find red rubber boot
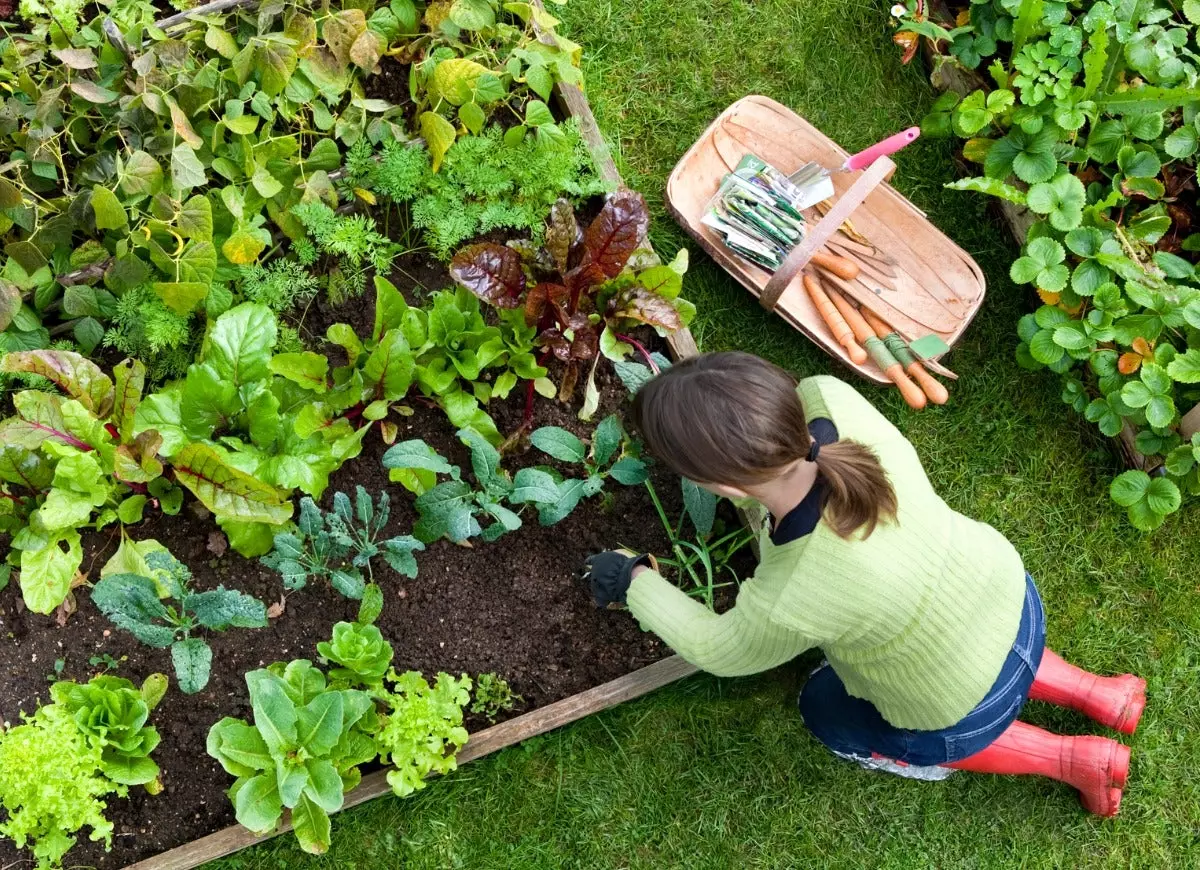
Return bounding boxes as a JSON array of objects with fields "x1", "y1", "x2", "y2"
[
  {"x1": 1030, "y1": 649, "x2": 1147, "y2": 735},
  {"x1": 944, "y1": 720, "x2": 1130, "y2": 817}
]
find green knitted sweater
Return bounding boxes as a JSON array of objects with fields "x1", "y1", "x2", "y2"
[{"x1": 626, "y1": 375, "x2": 1027, "y2": 730}]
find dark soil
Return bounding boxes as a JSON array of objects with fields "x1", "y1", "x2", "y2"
[{"x1": 0, "y1": 268, "x2": 749, "y2": 868}]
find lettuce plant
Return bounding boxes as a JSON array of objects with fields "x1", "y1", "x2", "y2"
[
  {"x1": 317, "y1": 585, "x2": 393, "y2": 686},
  {"x1": 0, "y1": 704, "x2": 115, "y2": 869},
  {"x1": 0, "y1": 352, "x2": 182, "y2": 614},
  {"x1": 206, "y1": 661, "x2": 378, "y2": 855},
  {"x1": 260, "y1": 487, "x2": 424, "y2": 600},
  {"x1": 321, "y1": 277, "x2": 545, "y2": 447},
  {"x1": 91, "y1": 550, "x2": 268, "y2": 693},
  {"x1": 374, "y1": 670, "x2": 472, "y2": 798},
  {"x1": 49, "y1": 674, "x2": 168, "y2": 792}
]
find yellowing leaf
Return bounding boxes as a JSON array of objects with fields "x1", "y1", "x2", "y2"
[
  {"x1": 223, "y1": 229, "x2": 268, "y2": 265},
  {"x1": 431, "y1": 58, "x2": 491, "y2": 106},
  {"x1": 90, "y1": 185, "x2": 127, "y2": 231},
  {"x1": 1036, "y1": 288, "x2": 1060, "y2": 306},
  {"x1": 354, "y1": 187, "x2": 377, "y2": 205},
  {"x1": 420, "y1": 112, "x2": 458, "y2": 173}
]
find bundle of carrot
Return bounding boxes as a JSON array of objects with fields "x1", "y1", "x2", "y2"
[{"x1": 802, "y1": 271, "x2": 948, "y2": 410}]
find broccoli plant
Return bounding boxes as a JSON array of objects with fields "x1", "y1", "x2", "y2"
[
  {"x1": 49, "y1": 673, "x2": 168, "y2": 793},
  {"x1": 510, "y1": 415, "x2": 649, "y2": 524},
  {"x1": 91, "y1": 550, "x2": 268, "y2": 693},
  {"x1": 259, "y1": 487, "x2": 424, "y2": 600},
  {"x1": 383, "y1": 427, "x2": 522, "y2": 543},
  {"x1": 206, "y1": 661, "x2": 378, "y2": 855}
]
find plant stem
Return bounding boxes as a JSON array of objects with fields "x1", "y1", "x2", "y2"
[{"x1": 615, "y1": 333, "x2": 659, "y2": 373}]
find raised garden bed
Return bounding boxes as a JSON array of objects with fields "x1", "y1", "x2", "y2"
[
  {"x1": 896, "y1": 0, "x2": 1200, "y2": 528},
  {"x1": 0, "y1": 1, "x2": 732, "y2": 867}
]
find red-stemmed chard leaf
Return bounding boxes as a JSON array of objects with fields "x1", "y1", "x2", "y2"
[
  {"x1": 581, "y1": 190, "x2": 649, "y2": 278},
  {"x1": 449, "y1": 243, "x2": 525, "y2": 309},
  {"x1": 544, "y1": 199, "x2": 580, "y2": 274},
  {"x1": 1, "y1": 350, "x2": 115, "y2": 417},
  {"x1": 564, "y1": 263, "x2": 606, "y2": 312},
  {"x1": 615, "y1": 289, "x2": 684, "y2": 331},
  {"x1": 524, "y1": 283, "x2": 570, "y2": 330}
]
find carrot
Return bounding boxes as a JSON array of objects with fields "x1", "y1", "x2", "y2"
[
  {"x1": 804, "y1": 273, "x2": 867, "y2": 365},
  {"x1": 811, "y1": 251, "x2": 860, "y2": 281}
]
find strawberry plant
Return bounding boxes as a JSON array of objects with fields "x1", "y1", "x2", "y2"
[
  {"x1": 896, "y1": 0, "x2": 1199, "y2": 528},
  {"x1": 91, "y1": 550, "x2": 268, "y2": 694}
]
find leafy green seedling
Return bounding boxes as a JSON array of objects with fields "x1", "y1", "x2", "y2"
[
  {"x1": 385, "y1": 428, "x2": 522, "y2": 543},
  {"x1": 1110, "y1": 469, "x2": 1182, "y2": 531},
  {"x1": 470, "y1": 673, "x2": 523, "y2": 722},
  {"x1": 317, "y1": 585, "x2": 394, "y2": 687},
  {"x1": 92, "y1": 550, "x2": 268, "y2": 694},
  {"x1": 260, "y1": 487, "x2": 424, "y2": 599},
  {"x1": 50, "y1": 674, "x2": 168, "y2": 791},
  {"x1": 510, "y1": 415, "x2": 648, "y2": 525},
  {"x1": 206, "y1": 661, "x2": 378, "y2": 855}
]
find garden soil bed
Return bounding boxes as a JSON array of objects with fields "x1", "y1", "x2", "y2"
[{"x1": 0, "y1": 270, "x2": 737, "y2": 869}]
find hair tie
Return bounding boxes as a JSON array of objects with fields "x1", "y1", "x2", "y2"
[{"x1": 807, "y1": 441, "x2": 820, "y2": 462}]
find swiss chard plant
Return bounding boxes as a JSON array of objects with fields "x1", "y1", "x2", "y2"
[
  {"x1": 449, "y1": 192, "x2": 692, "y2": 418},
  {"x1": 49, "y1": 673, "x2": 168, "y2": 793},
  {"x1": 897, "y1": 0, "x2": 1200, "y2": 528},
  {"x1": 260, "y1": 487, "x2": 424, "y2": 600},
  {"x1": 0, "y1": 351, "x2": 183, "y2": 614},
  {"x1": 91, "y1": 549, "x2": 268, "y2": 693},
  {"x1": 134, "y1": 302, "x2": 370, "y2": 554},
  {"x1": 206, "y1": 660, "x2": 379, "y2": 856},
  {"x1": 510, "y1": 415, "x2": 650, "y2": 524}
]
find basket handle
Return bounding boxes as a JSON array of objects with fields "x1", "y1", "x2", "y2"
[{"x1": 760, "y1": 156, "x2": 896, "y2": 312}]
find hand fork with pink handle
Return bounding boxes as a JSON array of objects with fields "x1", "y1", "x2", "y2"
[{"x1": 788, "y1": 127, "x2": 921, "y2": 189}]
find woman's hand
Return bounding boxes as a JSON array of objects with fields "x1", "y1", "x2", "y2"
[{"x1": 581, "y1": 550, "x2": 658, "y2": 607}]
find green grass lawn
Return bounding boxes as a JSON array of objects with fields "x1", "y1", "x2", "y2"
[{"x1": 208, "y1": 1, "x2": 1200, "y2": 866}]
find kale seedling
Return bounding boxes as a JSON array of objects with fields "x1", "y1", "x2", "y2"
[
  {"x1": 91, "y1": 550, "x2": 268, "y2": 694},
  {"x1": 383, "y1": 428, "x2": 522, "y2": 544},
  {"x1": 510, "y1": 415, "x2": 648, "y2": 524},
  {"x1": 260, "y1": 487, "x2": 424, "y2": 600}
]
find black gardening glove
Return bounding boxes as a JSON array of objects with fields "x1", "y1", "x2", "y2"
[{"x1": 582, "y1": 550, "x2": 657, "y2": 607}]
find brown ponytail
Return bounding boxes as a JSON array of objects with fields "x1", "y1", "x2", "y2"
[{"x1": 630, "y1": 352, "x2": 897, "y2": 539}]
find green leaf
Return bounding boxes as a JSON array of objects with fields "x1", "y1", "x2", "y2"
[
  {"x1": 1110, "y1": 469, "x2": 1151, "y2": 506},
  {"x1": 358, "y1": 583, "x2": 384, "y2": 625},
  {"x1": 524, "y1": 100, "x2": 555, "y2": 127},
  {"x1": 207, "y1": 303, "x2": 277, "y2": 388},
  {"x1": 233, "y1": 773, "x2": 284, "y2": 834},
  {"x1": 382, "y1": 440, "x2": 457, "y2": 477},
  {"x1": 609, "y1": 457, "x2": 649, "y2": 485},
  {"x1": 945, "y1": 176, "x2": 1028, "y2": 204},
  {"x1": 591, "y1": 415, "x2": 623, "y2": 467},
  {"x1": 296, "y1": 692, "x2": 344, "y2": 758},
  {"x1": 172, "y1": 444, "x2": 293, "y2": 525},
  {"x1": 449, "y1": 0, "x2": 496, "y2": 30},
  {"x1": 1, "y1": 350, "x2": 115, "y2": 416},
  {"x1": 206, "y1": 25, "x2": 239, "y2": 58},
  {"x1": 362, "y1": 330, "x2": 415, "y2": 401},
  {"x1": 90, "y1": 186, "x2": 127, "y2": 231},
  {"x1": 459, "y1": 100, "x2": 486, "y2": 134},
  {"x1": 530, "y1": 427, "x2": 587, "y2": 463},
  {"x1": 682, "y1": 478, "x2": 716, "y2": 537},
  {"x1": 270, "y1": 353, "x2": 329, "y2": 393},
  {"x1": 457, "y1": 426, "x2": 502, "y2": 489},
  {"x1": 172, "y1": 145, "x2": 207, "y2": 191},
  {"x1": 19, "y1": 531, "x2": 82, "y2": 614},
  {"x1": 246, "y1": 670, "x2": 299, "y2": 755},
  {"x1": 509, "y1": 467, "x2": 560, "y2": 504},
  {"x1": 291, "y1": 793, "x2": 332, "y2": 855},
  {"x1": 260, "y1": 41, "x2": 299, "y2": 97},
  {"x1": 172, "y1": 638, "x2": 213, "y2": 694},
  {"x1": 413, "y1": 480, "x2": 480, "y2": 542},
  {"x1": 1145, "y1": 477, "x2": 1181, "y2": 516},
  {"x1": 1011, "y1": 0, "x2": 1044, "y2": 53},
  {"x1": 1167, "y1": 349, "x2": 1200, "y2": 383}
]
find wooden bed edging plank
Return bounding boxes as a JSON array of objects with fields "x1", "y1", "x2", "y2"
[{"x1": 123, "y1": 656, "x2": 701, "y2": 870}]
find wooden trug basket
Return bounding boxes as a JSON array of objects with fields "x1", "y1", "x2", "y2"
[{"x1": 666, "y1": 95, "x2": 986, "y2": 384}]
